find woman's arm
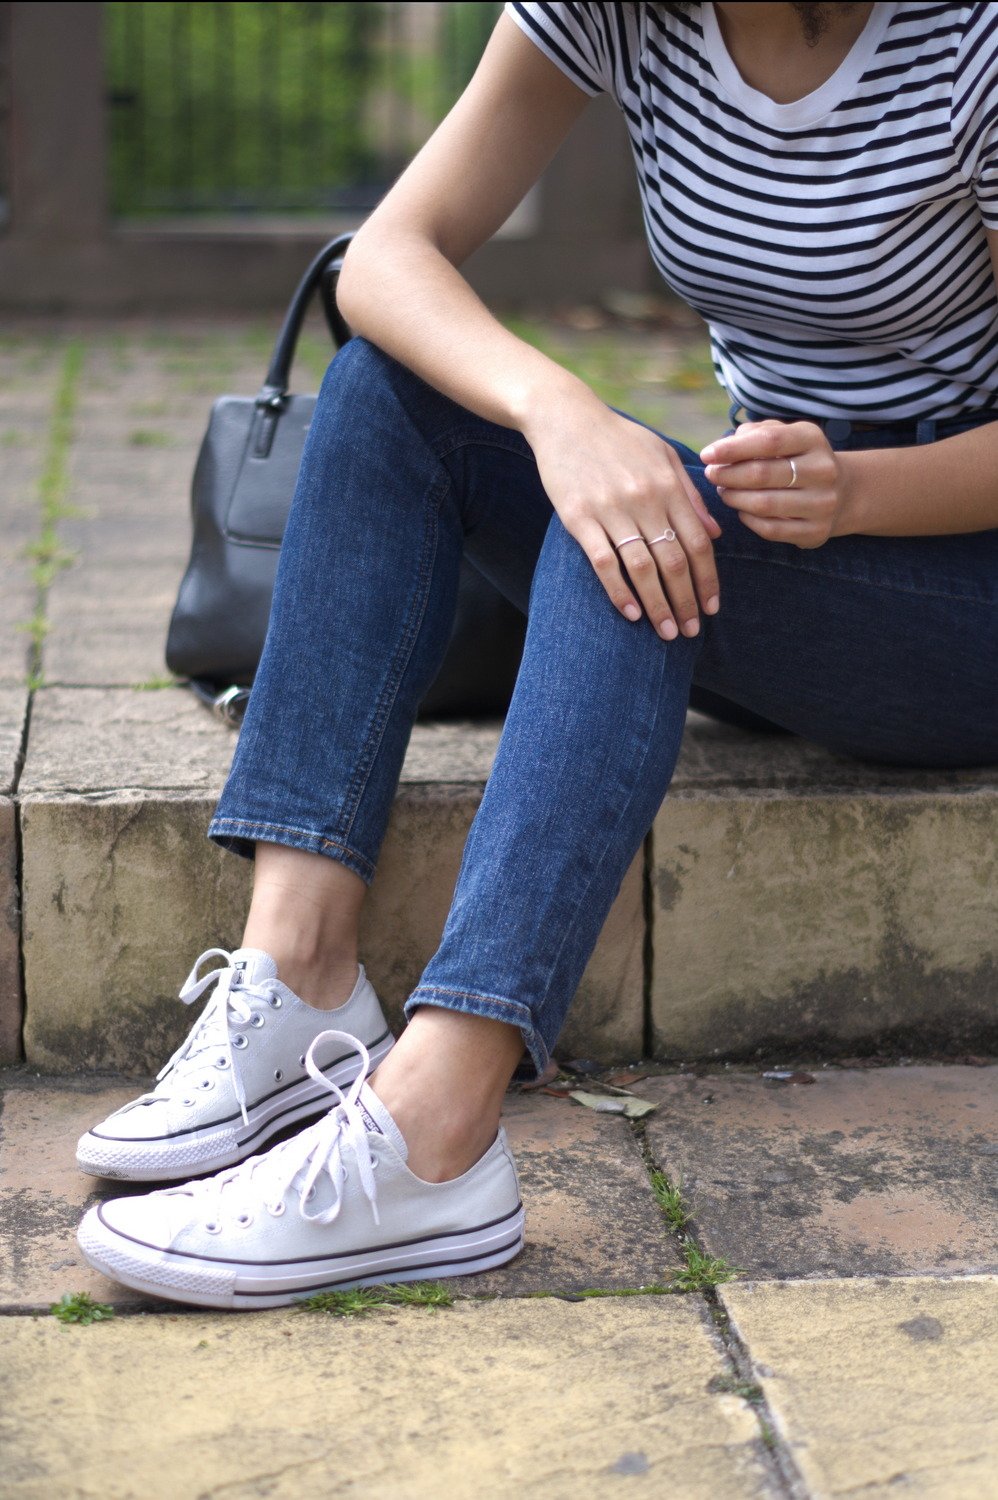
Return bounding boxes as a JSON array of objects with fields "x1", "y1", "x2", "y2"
[
  {"x1": 336, "y1": 16, "x2": 589, "y2": 431},
  {"x1": 336, "y1": 14, "x2": 722, "y2": 643},
  {"x1": 699, "y1": 229, "x2": 998, "y2": 542}
]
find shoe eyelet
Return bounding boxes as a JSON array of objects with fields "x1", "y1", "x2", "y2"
[
  {"x1": 232, "y1": 1034, "x2": 248, "y2": 1050},
  {"x1": 216, "y1": 1056, "x2": 230, "y2": 1069},
  {"x1": 274, "y1": 1069, "x2": 283, "y2": 1082},
  {"x1": 205, "y1": 1221, "x2": 221, "y2": 1234},
  {"x1": 250, "y1": 1015, "x2": 265, "y2": 1029},
  {"x1": 298, "y1": 1055, "x2": 306, "y2": 1067},
  {"x1": 198, "y1": 1078, "x2": 215, "y2": 1091},
  {"x1": 268, "y1": 1201, "x2": 285, "y2": 1217},
  {"x1": 182, "y1": 1097, "x2": 195, "y2": 1108},
  {"x1": 236, "y1": 1212, "x2": 254, "y2": 1227},
  {"x1": 269, "y1": 994, "x2": 283, "y2": 1009}
]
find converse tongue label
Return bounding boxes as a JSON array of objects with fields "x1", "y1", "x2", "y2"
[{"x1": 357, "y1": 1102, "x2": 384, "y2": 1137}]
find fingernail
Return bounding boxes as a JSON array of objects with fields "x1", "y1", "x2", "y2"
[
  {"x1": 705, "y1": 595, "x2": 720, "y2": 614},
  {"x1": 660, "y1": 619, "x2": 678, "y2": 640},
  {"x1": 623, "y1": 603, "x2": 641, "y2": 622},
  {"x1": 683, "y1": 618, "x2": 700, "y2": 638},
  {"x1": 704, "y1": 464, "x2": 717, "y2": 480},
  {"x1": 700, "y1": 445, "x2": 717, "y2": 460}
]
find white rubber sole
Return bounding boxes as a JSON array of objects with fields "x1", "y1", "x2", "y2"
[
  {"x1": 77, "y1": 1203, "x2": 526, "y2": 1310},
  {"x1": 76, "y1": 1032, "x2": 394, "y2": 1183}
]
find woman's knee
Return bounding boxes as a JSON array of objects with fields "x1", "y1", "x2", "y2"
[{"x1": 319, "y1": 335, "x2": 452, "y2": 435}]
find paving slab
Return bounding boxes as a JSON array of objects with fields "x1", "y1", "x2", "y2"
[
  {"x1": 44, "y1": 336, "x2": 265, "y2": 687},
  {"x1": 20, "y1": 690, "x2": 643, "y2": 1071},
  {"x1": 642, "y1": 1065, "x2": 998, "y2": 1278},
  {"x1": 0, "y1": 1077, "x2": 675, "y2": 1309},
  {"x1": 0, "y1": 1298, "x2": 772, "y2": 1500},
  {"x1": 722, "y1": 1275, "x2": 998, "y2": 1499},
  {"x1": 652, "y1": 782, "x2": 998, "y2": 1059},
  {"x1": 0, "y1": 687, "x2": 28, "y2": 1062}
]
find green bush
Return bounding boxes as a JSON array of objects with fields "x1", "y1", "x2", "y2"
[{"x1": 105, "y1": 1, "x2": 499, "y2": 216}]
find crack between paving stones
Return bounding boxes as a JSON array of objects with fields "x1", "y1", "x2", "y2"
[{"x1": 633, "y1": 1121, "x2": 812, "y2": 1500}]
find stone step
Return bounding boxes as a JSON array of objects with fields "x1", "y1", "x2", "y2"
[
  {"x1": 1, "y1": 327, "x2": 994, "y2": 1072},
  {"x1": 5, "y1": 685, "x2": 995, "y2": 1072}
]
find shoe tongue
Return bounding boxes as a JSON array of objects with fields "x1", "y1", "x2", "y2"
[
  {"x1": 356, "y1": 1083, "x2": 408, "y2": 1163},
  {"x1": 228, "y1": 948, "x2": 279, "y2": 988}
]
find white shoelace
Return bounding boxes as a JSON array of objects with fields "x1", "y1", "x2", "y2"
[
  {"x1": 124, "y1": 948, "x2": 282, "y2": 1126},
  {"x1": 164, "y1": 1031, "x2": 380, "y2": 1229}
]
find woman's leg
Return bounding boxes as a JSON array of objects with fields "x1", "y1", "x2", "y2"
[
  {"x1": 374, "y1": 438, "x2": 998, "y2": 1179},
  {"x1": 209, "y1": 335, "x2": 554, "y2": 1009}
]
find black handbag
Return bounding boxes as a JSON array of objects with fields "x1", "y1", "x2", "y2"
[{"x1": 166, "y1": 234, "x2": 525, "y2": 723}]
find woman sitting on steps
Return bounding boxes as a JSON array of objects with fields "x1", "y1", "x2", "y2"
[{"x1": 77, "y1": 1, "x2": 998, "y2": 1307}]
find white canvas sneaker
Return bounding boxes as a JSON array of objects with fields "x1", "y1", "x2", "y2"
[
  {"x1": 77, "y1": 1031, "x2": 525, "y2": 1309},
  {"x1": 76, "y1": 948, "x2": 394, "y2": 1183}
]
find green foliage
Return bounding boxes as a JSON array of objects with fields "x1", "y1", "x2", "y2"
[
  {"x1": 127, "y1": 428, "x2": 171, "y2": 447},
  {"x1": 298, "y1": 1281, "x2": 454, "y2": 1317},
  {"x1": 650, "y1": 1170, "x2": 692, "y2": 1233},
  {"x1": 50, "y1": 1292, "x2": 115, "y2": 1326},
  {"x1": 21, "y1": 341, "x2": 83, "y2": 688},
  {"x1": 668, "y1": 1242, "x2": 741, "y2": 1293},
  {"x1": 105, "y1": 2, "x2": 500, "y2": 216}
]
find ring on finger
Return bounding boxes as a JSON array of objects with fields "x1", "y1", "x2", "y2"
[
  {"x1": 614, "y1": 534, "x2": 646, "y2": 551},
  {"x1": 648, "y1": 528, "x2": 677, "y2": 545},
  {"x1": 786, "y1": 458, "x2": 799, "y2": 490}
]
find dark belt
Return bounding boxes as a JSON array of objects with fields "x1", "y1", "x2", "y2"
[{"x1": 732, "y1": 403, "x2": 998, "y2": 443}]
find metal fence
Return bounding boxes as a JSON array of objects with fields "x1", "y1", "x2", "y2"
[{"x1": 105, "y1": 1, "x2": 501, "y2": 217}]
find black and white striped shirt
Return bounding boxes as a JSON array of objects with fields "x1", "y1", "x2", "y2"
[{"x1": 509, "y1": 2, "x2": 998, "y2": 422}]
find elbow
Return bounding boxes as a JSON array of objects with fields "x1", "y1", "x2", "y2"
[{"x1": 335, "y1": 235, "x2": 368, "y2": 330}]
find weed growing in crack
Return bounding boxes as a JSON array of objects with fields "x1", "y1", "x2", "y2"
[
  {"x1": 650, "y1": 1169, "x2": 692, "y2": 1232},
  {"x1": 708, "y1": 1374, "x2": 764, "y2": 1403},
  {"x1": 670, "y1": 1242, "x2": 741, "y2": 1292},
  {"x1": 297, "y1": 1282, "x2": 454, "y2": 1317},
  {"x1": 19, "y1": 339, "x2": 84, "y2": 686},
  {"x1": 50, "y1": 1292, "x2": 115, "y2": 1326}
]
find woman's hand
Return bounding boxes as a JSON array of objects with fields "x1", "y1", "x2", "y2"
[
  {"x1": 701, "y1": 420, "x2": 851, "y2": 548},
  {"x1": 526, "y1": 395, "x2": 722, "y2": 640}
]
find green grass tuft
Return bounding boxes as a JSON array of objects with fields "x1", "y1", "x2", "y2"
[
  {"x1": 127, "y1": 428, "x2": 171, "y2": 447},
  {"x1": 298, "y1": 1281, "x2": 454, "y2": 1317},
  {"x1": 50, "y1": 1291, "x2": 115, "y2": 1325},
  {"x1": 24, "y1": 339, "x2": 84, "y2": 688},
  {"x1": 650, "y1": 1169, "x2": 692, "y2": 1233},
  {"x1": 668, "y1": 1241, "x2": 742, "y2": 1293}
]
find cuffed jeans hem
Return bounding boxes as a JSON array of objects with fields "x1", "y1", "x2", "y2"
[
  {"x1": 404, "y1": 984, "x2": 549, "y2": 1080},
  {"x1": 206, "y1": 816, "x2": 377, "y2": 885}
]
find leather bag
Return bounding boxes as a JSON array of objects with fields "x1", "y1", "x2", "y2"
[{"x1": 165, "y1": 234, "x2": 525, "y2": 723}]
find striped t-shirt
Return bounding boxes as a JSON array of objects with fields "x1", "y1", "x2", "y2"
[{"x1": 508, "y1": 2, "x2": 998, "y2": 422}]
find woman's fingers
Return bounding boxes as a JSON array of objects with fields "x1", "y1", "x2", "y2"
[
  {"x1": 614, "y1": 534, "x2": 682, "y2": 639},
  {"x1": 579, "y1": 525, "x2": 677, "y2": 638},
  {"x1": 660, "y1": 510, "x2": 721, "y2": 616}
]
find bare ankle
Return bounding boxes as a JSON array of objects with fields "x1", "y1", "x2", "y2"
[
  {"x1": 369, "y1": 1008, "x2": 525, "y2": 1182},
  {"x1": 243, "y1": 842, "x2": 366, "y2": 1009}
]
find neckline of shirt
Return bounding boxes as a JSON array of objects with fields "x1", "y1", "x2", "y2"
[{"x1": 701, "y1": 2, "x2": 898, "y2": 129}]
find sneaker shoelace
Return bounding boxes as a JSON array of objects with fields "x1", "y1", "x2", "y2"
[
  {"x1": 163, "y1": 1031, "x2": 380, "y2": 1229},
  {"x1": 122, "y1": 948, "x2": 285, "y2": 1126}
]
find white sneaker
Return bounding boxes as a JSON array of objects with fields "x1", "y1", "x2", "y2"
[
  {"x1": 77, "y1": 1031, "x2": 525, "y2": 1309},
  {"x1": 76, "y1": 948, "x2": 394, "y2": 1183}
]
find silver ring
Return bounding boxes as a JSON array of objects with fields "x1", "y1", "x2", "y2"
[
  {"x1": 648, "y1": 529, "x2": 677, "y2": 545},
  {"x1": 786, "y1": 457, "x2": 799, "y2": 489},
  {"x1": 614, "y1": 534, "x2": 645, "y2": 551}
]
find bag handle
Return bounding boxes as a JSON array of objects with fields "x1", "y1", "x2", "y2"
[{"x1": 257, "y1": 232, "x2": 355, "y2": 409}]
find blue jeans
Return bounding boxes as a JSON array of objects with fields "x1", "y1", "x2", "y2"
[{"x1": 210, "y1": 338, "x2": 998, "y2": 1075}]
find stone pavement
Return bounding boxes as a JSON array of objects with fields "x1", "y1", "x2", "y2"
[
  {"x1": 1, "y1": 322, "x2": 996, "y2": 1497},
  {"x1": 1, "y1": 1060, "x2": 996, "y2": 1497}
]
